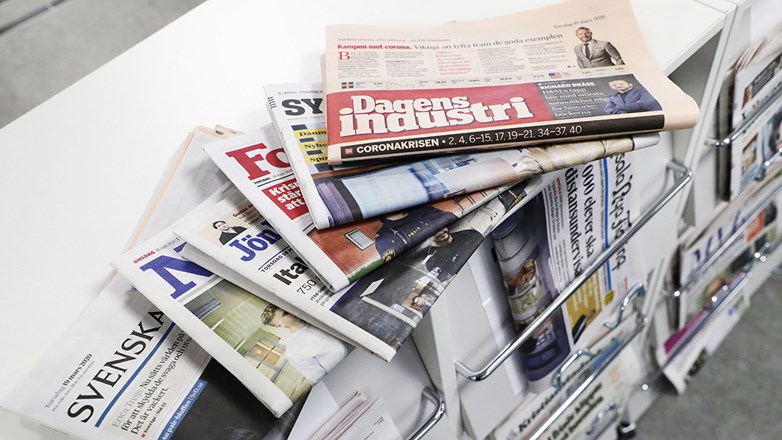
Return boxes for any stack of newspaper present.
[2,0,699,437]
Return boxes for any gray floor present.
[1,2,780,439]
[635,274,782,440]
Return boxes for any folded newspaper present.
[0,127,299,438]
[177,181,541,362]
[322,0,698,163]
[112,200,351,418]
[202,124,529,291]
[265,82,659,228]
[491,153,644,390]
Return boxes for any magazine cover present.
[202,124,518,291]
[679,161,782,286]
[113,217,352,417]
[726,95,782,200]
[179,181,542,363]
[1,127,298,439]
[491,153,645,390]
[322,0,697,163]
[265,83,659,228]
[731,23,782,128]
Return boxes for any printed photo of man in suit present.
[604,79,662,114]
[574,27,624,68]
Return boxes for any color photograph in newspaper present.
[113,222,351,418]
[202,124,511,291]
[322,0,697,163]
[265,82,659,228]
[179,182,539,362]
[1,277,299,440]
[491,154,645,391]
[1,127,298,439]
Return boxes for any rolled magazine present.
[265,83,660,228]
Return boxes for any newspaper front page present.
[265,83,658,228]
[178,180,547,362]
[491,319,642,440]
[323,0,698,163]
[1,128,298,439]
[492,153,645,390]
[202,124,516,291]
[113,211,351,417]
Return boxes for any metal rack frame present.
[407,387,446,440]
[454,161,692,381]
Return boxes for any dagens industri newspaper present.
[322,0,698,163]
[491,153,645,391]
[176,178,552,362]
[202,123,530,291]
[1,128,299,439]
[265,83,659,228]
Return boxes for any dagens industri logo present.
[336,95,536,137]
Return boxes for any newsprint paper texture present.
[323,0,697,162]
[1,128,299,439]
[113,204,351,417]
[492,153,645,391]
[265,82,658,228]
[203,124,531,291]
[177,180,549,362]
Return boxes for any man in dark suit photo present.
[604,79,662,114]
[213,220,247,245]
[574,27,624,68]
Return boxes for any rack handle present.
[407,387,445,440]
[552,348,596,390]
[603,282,646,330]
[526,315,647,440]
[676,169,782,295]
[640,271,751,390]
[586,401,620,436]
[455,161,690,381]
[704,83,782,148]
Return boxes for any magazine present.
[491,153,645,390]
[178,181,542,362]
[726,94,782,200]
[322,0,697,163]
[0,127,298,438]
[730,21,782,129]
[202,124,520,291]
[113,208,351,417]
[679,160,782,286]
[265,82,659,228]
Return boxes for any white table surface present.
[0,0,727,438]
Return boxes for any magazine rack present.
[640,271,751,391]
[673,151,782,298]
[454,161,691,382]
[705,83,782,150]
[408,387,446,440]
[525,285,648,440]
[645,172,782,389]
